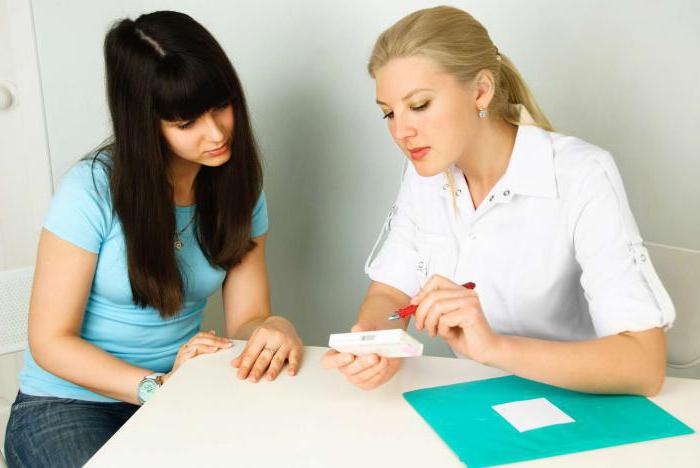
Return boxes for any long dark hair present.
[98,11,262,318]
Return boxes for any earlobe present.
[474,70,495,114]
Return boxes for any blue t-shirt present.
[19,157,268,402]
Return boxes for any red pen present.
[387,282,476,321]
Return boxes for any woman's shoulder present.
[44,151,115,251]
[548,130,618,179]
[60,151,112,194]
[546,129,625,201]
[52,151,114,217]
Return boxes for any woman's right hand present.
[321,324,402,390]
[163,330,233,383]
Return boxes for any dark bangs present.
[152,54,232,122]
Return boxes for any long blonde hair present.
[368,6,552,131]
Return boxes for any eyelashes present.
[381,101,431,120]
[412,101,430,112]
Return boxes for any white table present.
[87,343,700,467]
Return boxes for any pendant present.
[174,239,184,250]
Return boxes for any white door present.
[0,0,53,270]
[0,0,52,421]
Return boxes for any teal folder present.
[403,376,694,467]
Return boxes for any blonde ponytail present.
[498,54,552,130]
[369,6,552,131]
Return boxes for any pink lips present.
[206,140,230,156]
[408,146,430,161]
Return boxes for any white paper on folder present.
[492,397,575,432]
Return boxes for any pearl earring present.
[478,107,488,119]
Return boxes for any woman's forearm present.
[488,328,666,396]
[32,336,152,404]
[357,291,410,331]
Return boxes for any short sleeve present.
[44,160,112,254]
[251,191,269,237]
[365,172,422,297]
[572,153,675,337]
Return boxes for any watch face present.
[138,379,159,402]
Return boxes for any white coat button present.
[442,184,449,191]
[503,190,511,197]
[456,189,462,196]
[468,232,477,240]
[640,254,647,262]
[417,261,425,271]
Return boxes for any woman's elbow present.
[640,367,666,397]
[624,328,667,397]
[28,329,75,372]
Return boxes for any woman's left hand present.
[231,316,303,382]
[413,275,501,364]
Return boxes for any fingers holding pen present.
[414,289,475,332]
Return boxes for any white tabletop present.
[87,343,700,467]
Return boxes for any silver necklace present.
[174,214,196,250]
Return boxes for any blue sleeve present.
[43,160,112,254]
[251,191,269,237]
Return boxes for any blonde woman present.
[322,6,673,395]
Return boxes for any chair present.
[0,266,34,467]
[645,243,700,379]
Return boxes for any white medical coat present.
[366,124,674,342]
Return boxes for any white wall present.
[28,0,700,357]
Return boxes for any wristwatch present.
[137,372,165,405]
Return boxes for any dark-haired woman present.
[4,11,302,467]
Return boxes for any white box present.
[328,329,423,358]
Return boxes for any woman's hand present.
[321,324,402,390]
[413,275,501,363]
[163,330,233,383]
[231,316,303,382]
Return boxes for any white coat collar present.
[433,124,558,202]
[500,124,558,199]
[411,114,558,201]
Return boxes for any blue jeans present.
[4,392,139,468]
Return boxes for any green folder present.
[403,375,694,467]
